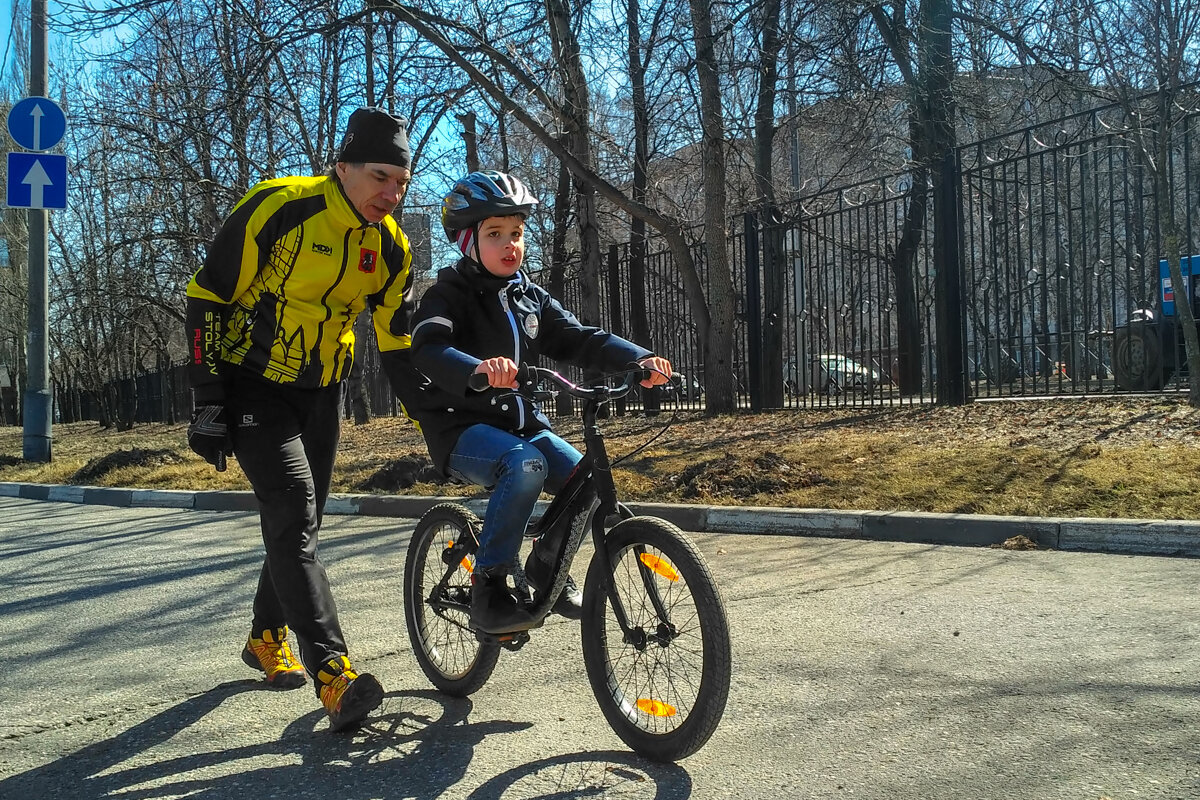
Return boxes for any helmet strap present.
[456,223,483,266]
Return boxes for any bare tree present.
[684,0,737,409]
[381,0,742,412]
[868,1,937,395]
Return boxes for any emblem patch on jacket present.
[522,313,540,339]
[358,248,377,273]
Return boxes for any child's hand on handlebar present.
[637,356,673,388]
[474,357,520,389]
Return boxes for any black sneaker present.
[525,554,583,620]
[471,567,538,634]
[550,575,584,620]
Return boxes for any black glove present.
[188,405,232,472]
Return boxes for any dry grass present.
[3,395,1200,519]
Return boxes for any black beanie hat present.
[336,107,411,169]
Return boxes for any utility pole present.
[23,0,52,460]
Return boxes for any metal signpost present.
[7,0,59,461]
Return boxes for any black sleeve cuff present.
[191,383,226,406]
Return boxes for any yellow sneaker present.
[241,627,307,690]
[317,656,384,732]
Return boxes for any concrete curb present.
[3,480,1198,558]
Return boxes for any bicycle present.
[403,365,732,762]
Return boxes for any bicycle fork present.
[587,429,678,649]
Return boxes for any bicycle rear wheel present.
[404,503,500,696]
[580,517,731,761]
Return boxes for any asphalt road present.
[0,496,1198,800]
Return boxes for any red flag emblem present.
[358,248,377,273]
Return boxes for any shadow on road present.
[1,680,478,798]
[0,679,693,799]
[462,750,692,799]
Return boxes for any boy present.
[409,171,671,634]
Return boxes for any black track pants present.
[228,370,346,676]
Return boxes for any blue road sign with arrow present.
[7,152,67,209]
[7,97,67,152]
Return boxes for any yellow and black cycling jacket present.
[185,174,417,407]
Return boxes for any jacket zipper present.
[498,286,526,429]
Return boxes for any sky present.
[3,0,82,101]
[1,3,14,88]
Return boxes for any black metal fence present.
[555,176,941,413]
[45,88,1200,424]
[961,98,1199,397]
[56,365,191,427]
[558,88,1200,410]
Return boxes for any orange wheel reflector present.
[639,552,680,581]
[637,698,677,717]
[447,541,474,573]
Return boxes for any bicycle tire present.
[404,503,500,696]
[580,517,732,761]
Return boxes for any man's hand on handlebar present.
[637,356,673,388]
[473,357,520,389]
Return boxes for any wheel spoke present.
[405,504,501,696]
[581,517,731,759]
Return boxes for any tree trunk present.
[869,2,937,397]
[1155,91,1200,404]
[922,0,965,404]
[627,0,656,413]
[753,0,785,407]
[457,111,480,172]
[891,161,927,395]
[364,9,376,105]
[1154,3,1200,405]
[685,0,736,413]
[545,0,602,327]
[549,156,575,416]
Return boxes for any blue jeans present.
[448,424,583,570]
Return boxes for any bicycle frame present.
[524,368,669,646]
[407,365,728,760]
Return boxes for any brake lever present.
[466,367,552,401]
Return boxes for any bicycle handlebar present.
[466,364,653,402]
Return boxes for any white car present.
[809,355,881,394]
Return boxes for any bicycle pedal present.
[474,629,531,650]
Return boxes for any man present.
[185,107,421,731]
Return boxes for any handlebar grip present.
[467,372,490,392]
[216,450,227,473]
[515,363,539,390]
[622,363,654,388]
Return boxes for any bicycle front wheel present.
[580,517,732,761]
[404,503,500,696]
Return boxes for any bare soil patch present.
[71,448,189,485]
[354,453,446,492]
[668,451,829,500]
